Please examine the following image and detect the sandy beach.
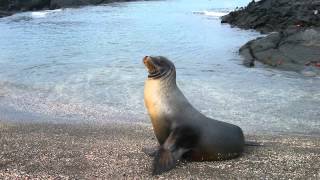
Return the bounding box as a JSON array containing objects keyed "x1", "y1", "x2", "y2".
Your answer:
[
  {"x1": 0, "y1": 121, "x2": 319, "y2": 179},
  {"x1": 0, "y1": 0, "x2": 319, "y2": 179}
]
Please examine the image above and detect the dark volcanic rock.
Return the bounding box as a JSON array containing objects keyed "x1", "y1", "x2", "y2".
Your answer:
[
  {"x1": 221, "y1": 0, "x2": 320, "y2": 33},
  {"x1": 222, "y1": 0, "x2": 320, "y2": 74},
  {"x1": 0, "y1": 0, "x2": 140, "y2": 18},
  {"x1": 0, "y1": 0, "x2": 50, "y2": 11},
  {"x1": 50, "y1": 0, "x2": 138, "y2": 9},
  {"x1": 0, "y1": 10, "x2": 12, "y2": 18},
  {"x1": 0, "y1": 0, "x2": 9, "y2": 10},
  {"x1": 10, "y1": 0, "x2": 51, "y2": 11},
  {"x1": 240, "y1": 28, "x2": 320, "y2": 75},
  {"x1": 0, "y1": 0, "x2": 51, "y2": 17},
  {"x1": 0, "y1": 0, "x2": 10, "y2": 16},
  {"x1": 50, "y1": 0, "x2": 106, "y2": 9}
]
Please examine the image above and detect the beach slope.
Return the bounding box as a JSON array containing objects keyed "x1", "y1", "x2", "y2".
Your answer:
[{"x1": 1, "y1": 122, "x2": 319, "y2": 179}]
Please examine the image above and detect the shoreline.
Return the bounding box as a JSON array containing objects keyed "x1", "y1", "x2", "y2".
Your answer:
[
  {"x1": 1, "y1": 121, "x2": 319, "y2": 179},
  {"x1": 1, "y1": 103, "x2": 320, "y2": 138}
]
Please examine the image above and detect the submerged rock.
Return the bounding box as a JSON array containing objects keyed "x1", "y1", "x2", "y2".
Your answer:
[{"x1": 240, "y1": 28, "x2": 320, "y2": 74}]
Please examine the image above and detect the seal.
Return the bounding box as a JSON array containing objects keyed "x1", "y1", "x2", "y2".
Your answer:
[{"x1": 143, "y1": 56, "x2": 245, "y2": 175}]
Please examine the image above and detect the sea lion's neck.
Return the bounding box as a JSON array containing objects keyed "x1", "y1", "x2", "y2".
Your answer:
[
  {"x1": 144, "y1": 75, "x2": 177, "y2": 113},
  {"x1": 144, "y1": 76, "x2": 178, "y2": 144},
  {"x1": 145, "y1": 69, "x2": 177, "y2": 96}
]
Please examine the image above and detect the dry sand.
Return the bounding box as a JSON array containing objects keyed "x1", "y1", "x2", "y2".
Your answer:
[{"x1": 0, "y1": 121, "x2": 319, "y2": 179}]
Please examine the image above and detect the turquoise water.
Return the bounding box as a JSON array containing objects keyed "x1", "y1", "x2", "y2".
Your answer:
[{"x1": 0, "y1": 0, "x2": 319, "y2": 135}]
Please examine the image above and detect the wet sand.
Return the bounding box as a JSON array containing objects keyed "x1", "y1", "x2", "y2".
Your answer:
[{"x1": 0, "y1": 122, "x2": 319, "y2": 179}]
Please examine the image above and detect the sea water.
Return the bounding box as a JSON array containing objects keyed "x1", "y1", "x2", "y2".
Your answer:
[{"x1": 0, "y1": 0, "x2": 319, "y2": 135}]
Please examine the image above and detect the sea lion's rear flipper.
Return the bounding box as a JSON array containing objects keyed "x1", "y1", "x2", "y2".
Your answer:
[{"x1": 152, "y1": 126, "x2": 199, "y2": 175}]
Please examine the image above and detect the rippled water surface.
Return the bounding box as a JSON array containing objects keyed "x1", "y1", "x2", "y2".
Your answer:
[{"x1": 0, "y1": 0, "x2": 319, "y2": 135}]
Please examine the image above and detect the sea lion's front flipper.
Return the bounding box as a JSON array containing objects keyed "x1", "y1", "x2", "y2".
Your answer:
[
  {"x1": 142, "y1": 146, "x2": 159, "y2": 157},
  {"x1": 152, "y1": 126, "x2": 199, "y2": 175}
]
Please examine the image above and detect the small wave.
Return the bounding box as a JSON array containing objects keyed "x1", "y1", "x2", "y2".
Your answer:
[
  {"x1": 31, "y1": 9, "x2": 63, "y2": 18},
  {"x1": 7, "y1": 9, "x2": 63, "y2": 22},
  {"x1": 193, "y1": 10, "x2": 229, "y2": 17},
  {"x1": 31, "y1": 11, "x2": 49, "y2": 18}
]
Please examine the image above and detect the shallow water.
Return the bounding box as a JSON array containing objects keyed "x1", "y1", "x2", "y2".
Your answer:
[{"x1": 0, "y1": 0, "x2": 319, "y2": 135}]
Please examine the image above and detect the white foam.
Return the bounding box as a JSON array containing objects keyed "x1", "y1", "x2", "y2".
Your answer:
[
  {"x1": 193, "y1": 10, "x2": 229, "y2": 17},
  {"x1": 31, "y1": 11, "x2": 49, "y2": 18},
  {"x1": 31, "y1": 9, "x2": 62, "y2": 18}
]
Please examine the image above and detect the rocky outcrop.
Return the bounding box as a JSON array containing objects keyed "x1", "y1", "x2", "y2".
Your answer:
[
  {"x1": 0, "y1": 0, "x2": 9, "y2": 10},
  {"x1": 221, "y1": 0, "x2": 320, "y2": 33},
  {"x1": 0, "y1": 0, "x2": 50, "y2": 11},
  {"x1": 222, "y1": 0, "x2": 320, "y2": 74},
  {"x1": 49, "y1": 0, "x2": 103, "y2": 9},
  {"x1": 0, "y1": 0, "x2": 10, "y2": 17},
  {"x1": 49, "y1": 0, "x2": 139, "y2": 9},
  {"x1": 0, "y1": 10, "x2": 12, "y2": 18},
  {"x1": 240, "y1": 28, "x2": 320, "y2": 75}
]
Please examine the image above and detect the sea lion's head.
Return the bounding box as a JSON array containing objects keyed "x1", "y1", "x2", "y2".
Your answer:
[{"x1": 143, "y1": 56, "x2": 176, "y2": 79}]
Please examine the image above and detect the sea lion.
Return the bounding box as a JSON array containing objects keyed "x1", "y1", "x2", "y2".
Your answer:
[{"x1": 143, "y1": 56, "x2": 245, "y2": 175}]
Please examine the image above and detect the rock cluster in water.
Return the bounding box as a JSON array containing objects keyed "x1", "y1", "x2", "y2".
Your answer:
[
  {"x1": 221, "y1": 0, "x2": 320, "y2": 33},
  {"x1": 222, "y1": 0, "x2": 320, "y2": 75}
]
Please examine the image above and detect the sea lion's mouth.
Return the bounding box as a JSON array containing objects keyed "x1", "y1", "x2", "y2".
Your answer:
[{"x1": 143, "y1": 56, "x2": 161, "y2": 78}]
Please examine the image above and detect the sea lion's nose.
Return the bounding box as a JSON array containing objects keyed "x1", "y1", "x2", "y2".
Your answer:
[{"x1": 143, "y1": 56, "x2": 149, "y2": 64}]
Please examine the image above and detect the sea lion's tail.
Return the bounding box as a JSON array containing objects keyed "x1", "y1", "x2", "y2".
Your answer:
[{"x1": 245, "y1": 141, "x2": 263, "y2": 146}]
